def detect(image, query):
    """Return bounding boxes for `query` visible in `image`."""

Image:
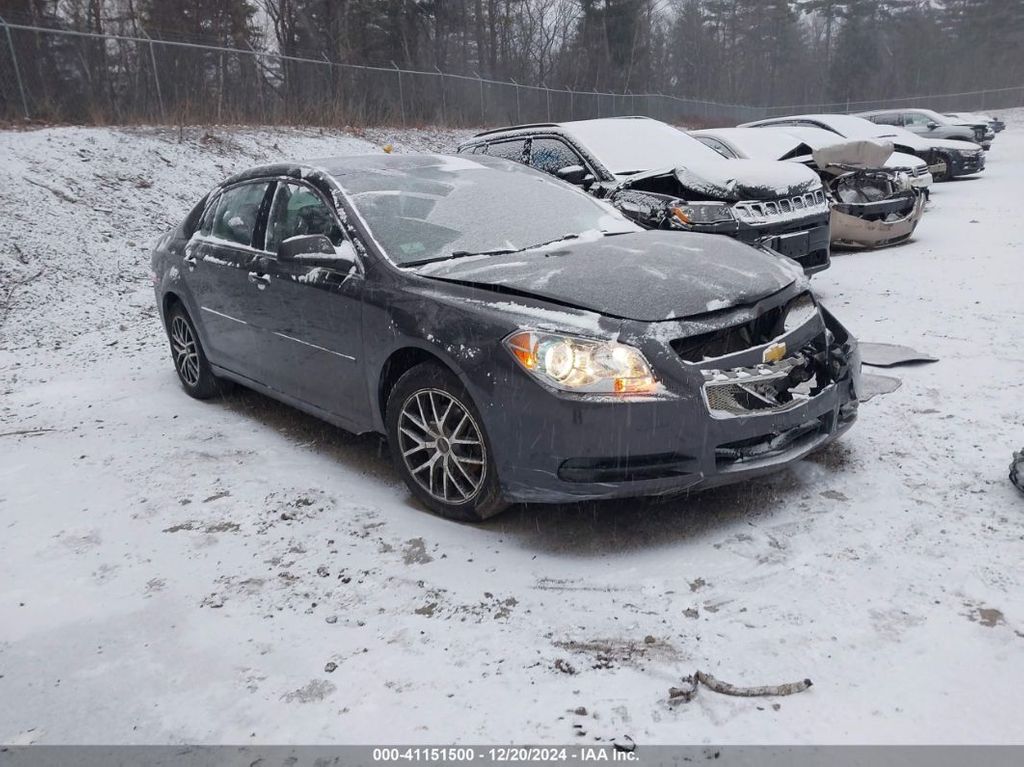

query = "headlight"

[671,202,736,225]
[505,330,659,394]
[784,293,819,333]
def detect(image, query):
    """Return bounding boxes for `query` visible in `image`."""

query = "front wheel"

[934,153,952,182]
[386,362,508,521]
[165,303,225,400]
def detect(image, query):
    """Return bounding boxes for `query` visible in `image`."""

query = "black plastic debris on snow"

[860,342,938,368]
[860,373,902,402]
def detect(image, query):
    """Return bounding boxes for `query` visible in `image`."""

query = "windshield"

[812,114,890,139]
[702,129,802,160]
[333,154,638,266]
[563,118,724,175]
[916,108,953,125]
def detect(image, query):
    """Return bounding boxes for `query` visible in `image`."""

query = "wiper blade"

[405,233,586,267]
[404,248,515,267]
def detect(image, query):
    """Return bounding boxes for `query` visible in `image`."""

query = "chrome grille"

[732,189,828,225]
[702,356,813,418]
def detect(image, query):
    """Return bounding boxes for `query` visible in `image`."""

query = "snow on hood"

[627,159,821,202]
[887,151,926,170]
[812,139,894,169]
[415,231,799,322]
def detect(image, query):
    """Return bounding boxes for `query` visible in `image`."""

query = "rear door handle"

[248,271,271,289]
[183,254,197,269]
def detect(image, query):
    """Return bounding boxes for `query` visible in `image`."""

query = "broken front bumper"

[479,303,860,504]
[830,192,926,249]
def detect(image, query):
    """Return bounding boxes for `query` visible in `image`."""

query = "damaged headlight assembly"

[505,330,659,395]
[784,293,820,333]
[670,202,737,226]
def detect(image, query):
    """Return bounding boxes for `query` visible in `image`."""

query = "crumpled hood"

[622,159,821,202]
[415,231,801,322]
[812,139,894,169]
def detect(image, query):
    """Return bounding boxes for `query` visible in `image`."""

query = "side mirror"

[278,234,356,272]
[555,164,587,185]
[926,121,938,130]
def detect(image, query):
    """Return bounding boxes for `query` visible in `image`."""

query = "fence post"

[140,30,165,123]
[476,71,484,125]
[391,61,406,126]
[435,66,446,126]
[246,41,266,124]
[544,83,550,122]
[511,77,520,124]
[567,86,574,120]
[0,14,30,119]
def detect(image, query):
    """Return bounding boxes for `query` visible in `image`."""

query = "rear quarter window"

[211,182,270,247]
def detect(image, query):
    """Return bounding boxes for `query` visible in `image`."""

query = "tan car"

[693,127,926,249]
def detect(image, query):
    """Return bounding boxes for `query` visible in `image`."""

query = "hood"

[622,158,820,202]
[887,151,925,170]
[414,231,800,322]
[926,136,982,151]
[812,139,894,169]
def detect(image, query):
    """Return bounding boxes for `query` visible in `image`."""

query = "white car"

[857,108,993,149]
[739,113,985,181]
[694,125,932,192]
[692,126,927,249]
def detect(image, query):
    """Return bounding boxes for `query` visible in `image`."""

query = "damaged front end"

[694,304,860,469]
[828,169,926,249]
[811,142,927,250]
[607,168,832,274]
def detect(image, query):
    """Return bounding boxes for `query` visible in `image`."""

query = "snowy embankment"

[1,115,1023,745]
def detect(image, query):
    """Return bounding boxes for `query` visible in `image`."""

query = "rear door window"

[211,182,270,247]
[696,137,737,158]
[529,137,587,174]
[485,139,528,163]
[198,193,220,237]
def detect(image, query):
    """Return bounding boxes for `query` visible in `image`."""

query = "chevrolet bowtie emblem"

[763,341,787,363]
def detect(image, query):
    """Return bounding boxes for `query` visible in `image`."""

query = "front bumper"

[948,150,986,177]
[477,303,860,504]
[908,171,933,190]
[830,191,926,249]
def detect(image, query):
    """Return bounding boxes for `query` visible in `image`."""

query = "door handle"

[248,271,271,289]
[183,254,197,269]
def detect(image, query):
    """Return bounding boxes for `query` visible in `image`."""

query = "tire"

[165,302,224,400]
[1011,449,1024,494]
[386,362,509,522]
[934,153,952,182]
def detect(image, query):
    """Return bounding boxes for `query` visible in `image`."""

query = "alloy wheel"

[397,388,487,504]
[170,315,201,387]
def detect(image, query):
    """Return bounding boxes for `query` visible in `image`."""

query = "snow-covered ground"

[1,113,1023,746]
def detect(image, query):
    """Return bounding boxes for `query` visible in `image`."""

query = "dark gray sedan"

[152,154,861,521]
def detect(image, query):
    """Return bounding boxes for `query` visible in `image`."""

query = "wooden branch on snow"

[696,671,812,697]
[668,671,812,704]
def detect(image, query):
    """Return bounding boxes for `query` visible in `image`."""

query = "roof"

[471,116,654,140]
[218,153,516,189]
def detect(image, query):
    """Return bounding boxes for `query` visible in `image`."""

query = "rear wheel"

[386,362,508,521]
[166,303,224,399]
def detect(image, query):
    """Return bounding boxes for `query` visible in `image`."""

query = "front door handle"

[248,271,271,289]
[183,253,197,269]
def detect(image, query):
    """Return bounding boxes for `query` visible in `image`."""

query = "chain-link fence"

[1,20,1022,129]
[764,86,1024,117]
[0,20,765,127]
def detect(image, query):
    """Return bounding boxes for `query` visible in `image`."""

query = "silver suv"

[857,109,991,149]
